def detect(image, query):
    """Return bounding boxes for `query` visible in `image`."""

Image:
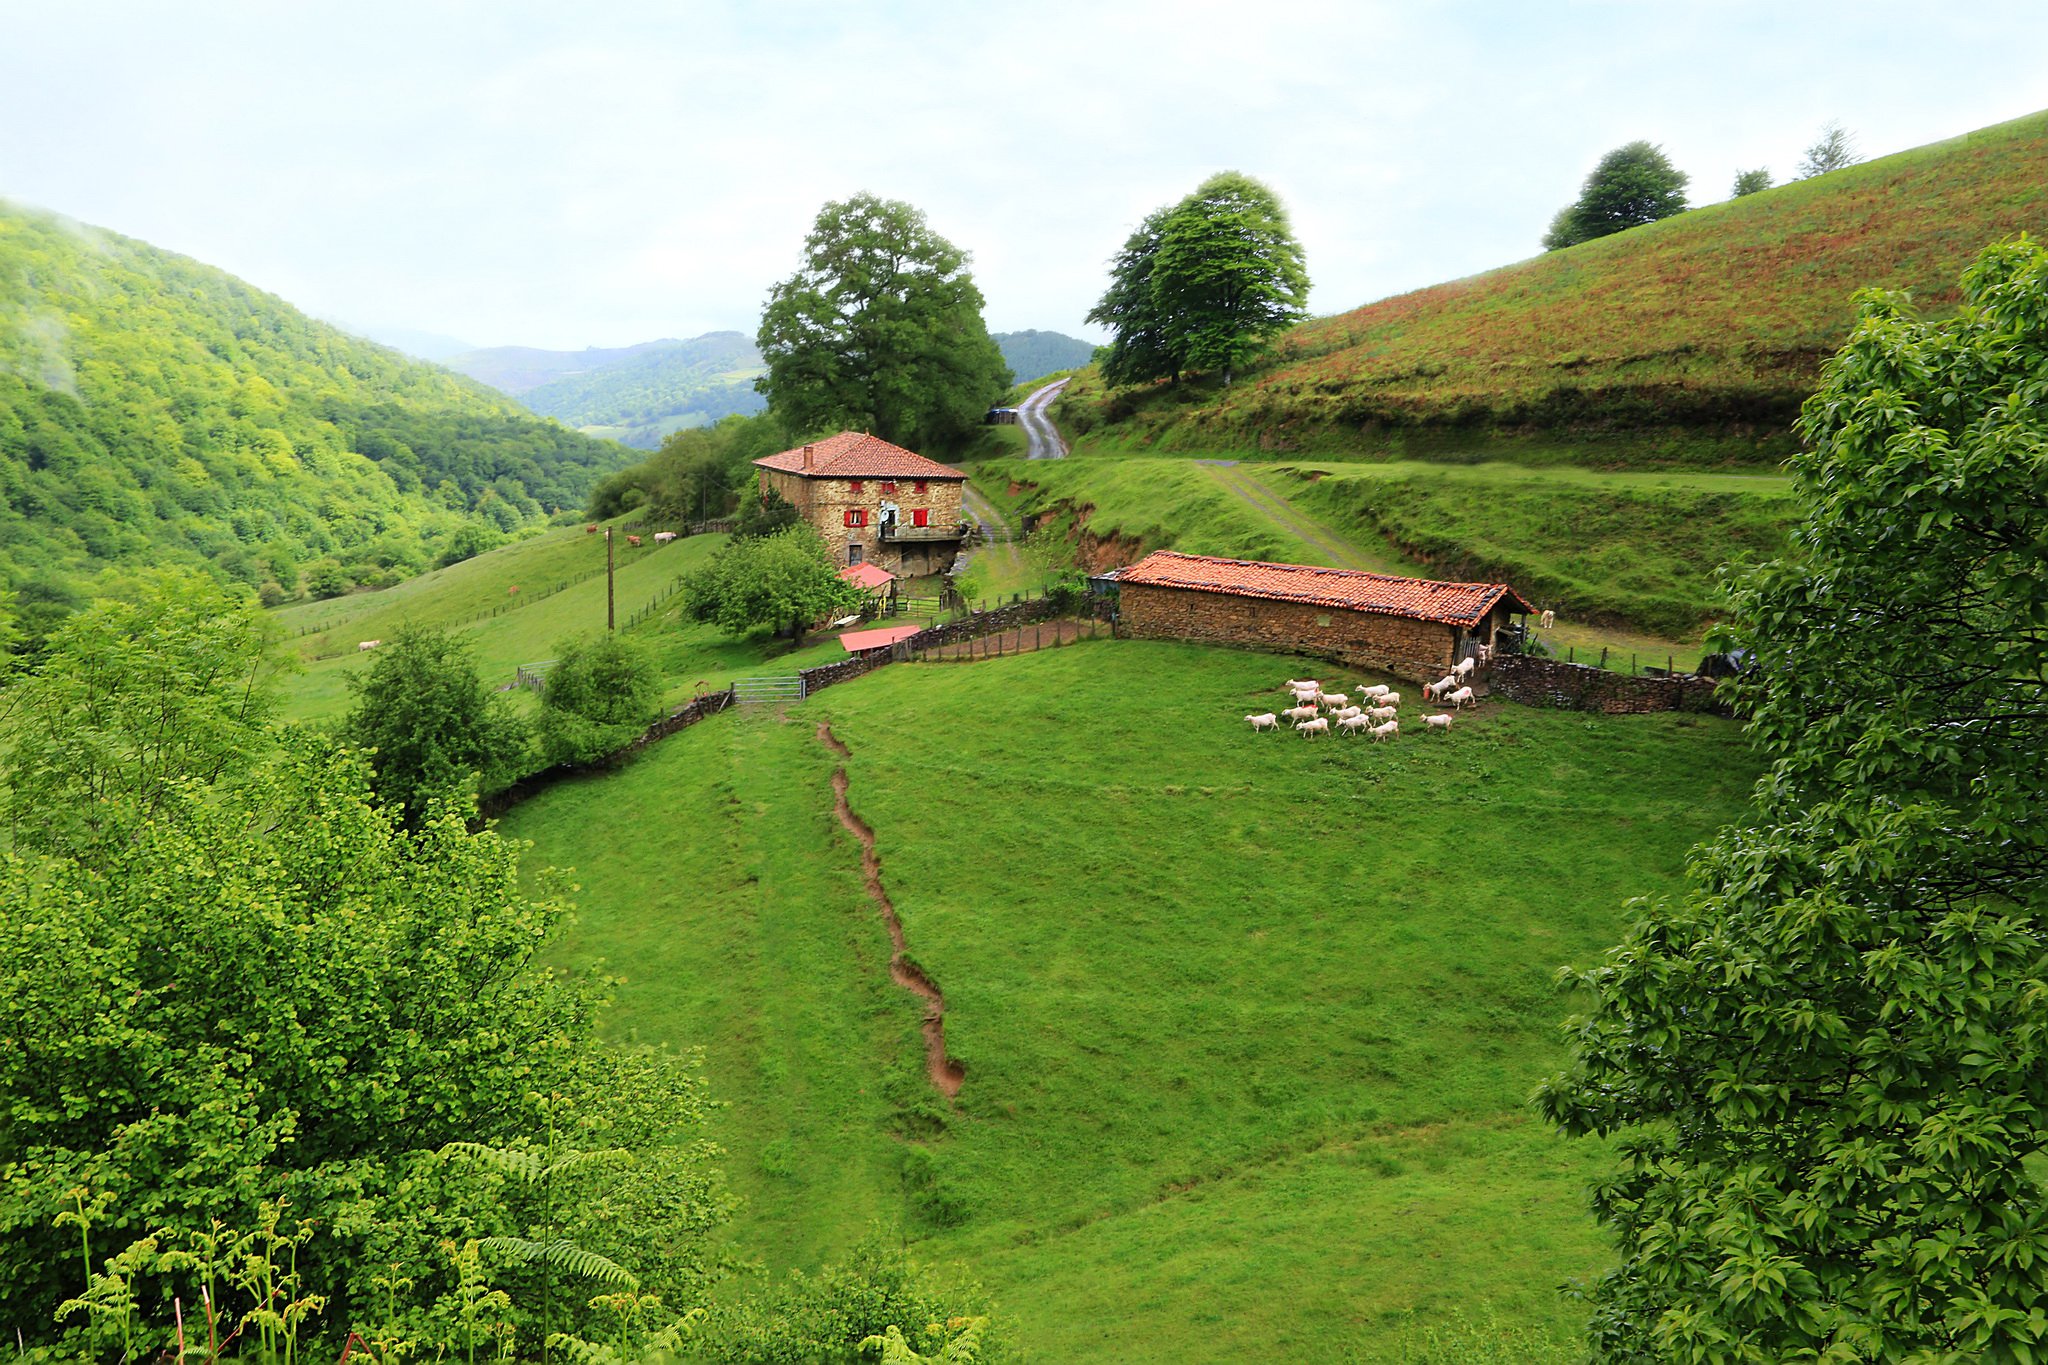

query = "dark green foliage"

[683,524,865,643]
[341,622,528,825]
[756,193,1011,456]
[0,200,632,601]
[536,632,661,767]
[1538,238,2048,1360]
[734,485,800,541]
[509,331,768,451]
[1542,141,1690,249]
[1088,174,1309,387]
[586,412,785,524]
[1730,167,1773,198]
[990,330,1096,384]
[1798,120,1861,178]
[0,571,285,862]
[698,1232,1001,1364]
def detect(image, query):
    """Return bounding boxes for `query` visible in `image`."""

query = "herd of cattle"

[1244,651,1489,741]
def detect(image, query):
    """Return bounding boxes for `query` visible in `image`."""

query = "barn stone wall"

[1487,653,1728,715]
[758,467,965,576]
[1116,583,1460,683]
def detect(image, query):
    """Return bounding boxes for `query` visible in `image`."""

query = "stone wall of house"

[758,467,965,575]
[1117,583,1460,683]
[1487,652,1728,715]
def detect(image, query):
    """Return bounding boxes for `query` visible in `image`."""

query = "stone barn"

[753,431,968,577]
[1114,550,1534,683]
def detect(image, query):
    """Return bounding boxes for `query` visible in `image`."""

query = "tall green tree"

[1542,141,1690,250]
[535,632,661,767]
[341,622,528,825]
[1537,237,2048,1361]
[1085,207,1187,387]
[756,194,1011,455]
[1088,174,1309,388]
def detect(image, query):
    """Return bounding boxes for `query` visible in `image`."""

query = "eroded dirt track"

[818,721,965,1098]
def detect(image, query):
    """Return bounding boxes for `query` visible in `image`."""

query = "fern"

[479,1238,639,1290]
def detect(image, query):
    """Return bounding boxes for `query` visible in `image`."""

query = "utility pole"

[606,527,616,631]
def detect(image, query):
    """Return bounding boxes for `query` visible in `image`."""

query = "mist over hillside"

[0,199,632,603]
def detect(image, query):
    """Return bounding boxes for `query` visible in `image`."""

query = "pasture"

[500,637,1760,1361]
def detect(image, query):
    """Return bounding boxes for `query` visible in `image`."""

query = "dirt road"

[1196,460,1408,572]
[1017,378,1070,459]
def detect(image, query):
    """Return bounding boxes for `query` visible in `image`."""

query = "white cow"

[357,639,382,651]
[654,530,679,544]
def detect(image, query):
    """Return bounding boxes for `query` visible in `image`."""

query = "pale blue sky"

[6,1,2048,351]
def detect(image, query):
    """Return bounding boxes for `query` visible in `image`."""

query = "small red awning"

[838,623,922,653]
[839,562,897,591]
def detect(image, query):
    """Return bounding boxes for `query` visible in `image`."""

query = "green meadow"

[500,638,1760,1361]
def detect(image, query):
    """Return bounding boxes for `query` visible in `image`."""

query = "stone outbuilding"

[1114,550,1534,683]
[753,432,968,577]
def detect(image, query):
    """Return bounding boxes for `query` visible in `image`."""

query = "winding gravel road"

[1017,378,1070,459]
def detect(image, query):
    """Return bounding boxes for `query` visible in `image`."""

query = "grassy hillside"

[449,333,768,450]
[501,639,1761,1361]
[1064,109,2048,458]
[0,200,631,598]
[976,455,1793,638]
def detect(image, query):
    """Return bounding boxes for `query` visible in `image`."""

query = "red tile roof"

[839,562,897,590]
[838,623,923,653]
[1114,551,1534,627]
[755,432,966,481]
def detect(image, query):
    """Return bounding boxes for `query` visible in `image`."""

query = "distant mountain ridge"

[0,199,632,602]
[1066,108,2048,458]
[994,329,1094,383]
[443,332,766,450]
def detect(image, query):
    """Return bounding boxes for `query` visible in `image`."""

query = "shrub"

[536,632,662,767]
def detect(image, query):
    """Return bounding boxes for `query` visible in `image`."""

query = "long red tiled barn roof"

[754,431,966,481]
[1114,550,1534,627]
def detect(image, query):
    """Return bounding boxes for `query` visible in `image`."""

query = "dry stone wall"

[1117,583,1459,684]
[1487,652,1727,715]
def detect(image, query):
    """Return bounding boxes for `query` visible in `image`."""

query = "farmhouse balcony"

[879,520,969,543]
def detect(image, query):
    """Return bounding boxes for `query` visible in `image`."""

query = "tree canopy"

[1537,237,2048,1361]
[341,622,528,826]
[755,193,1011,455]
[1542,141,1690,250]
[1088,173,1309,387]
[536,631,661,767]
[683,524,865,643]
[1730,167,1773,198]
[1798,120,1861,178]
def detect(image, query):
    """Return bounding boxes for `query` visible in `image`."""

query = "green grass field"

[500,638,1760,1361]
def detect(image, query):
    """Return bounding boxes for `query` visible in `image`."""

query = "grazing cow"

[357,639,381,651]
[1295,716,1330,739]
[654,531,678,544]
[1539,609,1556,629]
[508,585,519,596]
[626,534,642,547]
[1423,713,1454,733]
[1446,686,1477,710]
[585,524,598,533]
[1245,712,1279,733]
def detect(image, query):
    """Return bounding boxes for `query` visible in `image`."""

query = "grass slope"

[976,455,1793,640]
[501,639,1761,1361]
[1064,109,2048,457]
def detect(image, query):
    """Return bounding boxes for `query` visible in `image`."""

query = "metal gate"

[731,675,805,704]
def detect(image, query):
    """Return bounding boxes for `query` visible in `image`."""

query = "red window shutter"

[880,481,897,495]
[914,480,928,495]
[850,480,864,494]
[913,509,929,527]
[843,509,857,527]
[854,509,867,527]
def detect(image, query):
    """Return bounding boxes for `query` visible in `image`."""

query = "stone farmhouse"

[1114,550,1534,683]
[753,432,968,577]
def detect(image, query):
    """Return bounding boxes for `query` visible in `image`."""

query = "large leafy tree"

[535,631,661,767]
[756,193,1011,455]
[683,524,866,644]
[1537,237,2048,1361]
[341,622,528,825]
[1088,173,1309,388]
[1542,141,1690,250]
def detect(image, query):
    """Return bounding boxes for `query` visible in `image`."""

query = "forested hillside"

[510,331,767,448]
[992,329,1094,383]
[1065,109,2048,458]
[0,200,632,604]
